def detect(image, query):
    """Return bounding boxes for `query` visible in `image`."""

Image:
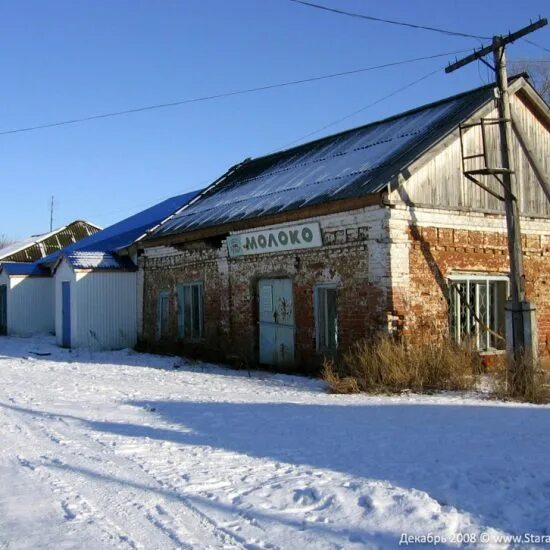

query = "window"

[176,282,204,341]
[315,285,338,353]
[157,290,170,339]
[448,275,508,351]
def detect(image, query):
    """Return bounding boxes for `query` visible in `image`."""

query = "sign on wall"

[227,222,322,258]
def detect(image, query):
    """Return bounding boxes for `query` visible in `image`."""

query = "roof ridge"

[247,76,527,166]
[146,75,532,241]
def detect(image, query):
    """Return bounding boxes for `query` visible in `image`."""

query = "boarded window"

[176,282,204,341]
[448,276,508,351]
[315,285,338,353]
[157,290,170,340]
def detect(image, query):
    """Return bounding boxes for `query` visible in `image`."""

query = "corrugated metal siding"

[8,277,54,336]
[75,271,137,350]
[395,95,550,217]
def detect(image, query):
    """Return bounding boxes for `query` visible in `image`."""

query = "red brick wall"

[140,221,550,368]
[141,250,231,360]
[141,241,388,371]
[396,225,550,357]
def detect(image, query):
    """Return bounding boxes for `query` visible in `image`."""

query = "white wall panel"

[8,277,54,336]
[75,271,137,350]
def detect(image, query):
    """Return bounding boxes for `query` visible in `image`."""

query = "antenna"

[50,196,54,232]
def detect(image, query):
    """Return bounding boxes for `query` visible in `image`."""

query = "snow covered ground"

[0,336,549,549]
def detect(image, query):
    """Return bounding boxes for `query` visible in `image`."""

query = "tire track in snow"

[1,397,189,549]
[26,415,204,548]
[9,396,244,549]
[87,433,251,550]
[0,400,141,550]
[16,455,140,550]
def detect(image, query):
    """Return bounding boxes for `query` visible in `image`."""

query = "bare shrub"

[493,354,550,404]
[322,361,359,394]
[323,336,480,394]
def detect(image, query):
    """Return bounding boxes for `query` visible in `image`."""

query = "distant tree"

[510,59,550,103]
[0,234,15,249]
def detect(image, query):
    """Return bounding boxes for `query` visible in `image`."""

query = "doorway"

[258,279,295,367]
[0,284,7,335]
[61,282,71,348]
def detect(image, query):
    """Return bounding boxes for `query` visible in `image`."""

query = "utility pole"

[446,18,547,395]
[50,195,54,232]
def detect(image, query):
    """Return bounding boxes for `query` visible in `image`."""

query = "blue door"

[62,282,71,348]
[0,284,7,335]
[259,279,295,367]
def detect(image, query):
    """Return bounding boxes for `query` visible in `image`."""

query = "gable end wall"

[387,206,550,357]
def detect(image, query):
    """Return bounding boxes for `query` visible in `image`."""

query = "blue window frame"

[176,282,204,341]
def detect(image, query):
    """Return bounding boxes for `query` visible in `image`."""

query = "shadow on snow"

[1,399,549,537]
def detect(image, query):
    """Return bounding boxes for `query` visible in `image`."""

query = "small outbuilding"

[0,262,53,336]
[39,191,200,350]
[0,220,101,337]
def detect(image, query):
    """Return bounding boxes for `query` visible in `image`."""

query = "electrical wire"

[272,65,443,152]
[523,38,550,54]
[288,0,490,40]
[0,49,471,137]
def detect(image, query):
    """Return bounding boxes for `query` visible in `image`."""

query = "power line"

[511,58,550,63]
[288,0,490,40]
[272,65,442,152]
[0,49,471,137]
[524,38,550,54]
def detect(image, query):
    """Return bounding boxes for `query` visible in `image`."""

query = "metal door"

[258,279,295,367]
[0,285,7,335]
[62,282,71,348]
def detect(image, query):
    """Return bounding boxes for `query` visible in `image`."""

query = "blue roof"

[0,262,50,276]
[64,251,137,271]
[147,81,501,240]
[38,190,200,269]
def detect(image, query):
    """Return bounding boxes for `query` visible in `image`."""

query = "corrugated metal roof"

[38,190,200,270]
[66,252,136,271]
[0,220,101,263]
[0,262,50,276]
[149,82,499,239]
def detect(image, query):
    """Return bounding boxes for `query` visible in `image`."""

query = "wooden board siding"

[392,93,550,218]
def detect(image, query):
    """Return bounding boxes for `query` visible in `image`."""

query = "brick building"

[137,76,550,371]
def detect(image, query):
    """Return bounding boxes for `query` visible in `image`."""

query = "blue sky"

[1,0,548,239]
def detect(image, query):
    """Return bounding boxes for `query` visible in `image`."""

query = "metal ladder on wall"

[458,117,513,203]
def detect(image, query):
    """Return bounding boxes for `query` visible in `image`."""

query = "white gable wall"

[54,258,137,350]
[0,269,54,337]
[8,276,54,336]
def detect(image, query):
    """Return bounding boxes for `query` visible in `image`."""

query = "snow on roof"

[0,220,101,262]
[0,237,42,261]
[38,190,200,270]
[148,81,501,240]
[65,251,136,271]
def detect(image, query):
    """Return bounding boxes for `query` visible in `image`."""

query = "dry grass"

[492,354,550,404]
[323,336,481,394]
